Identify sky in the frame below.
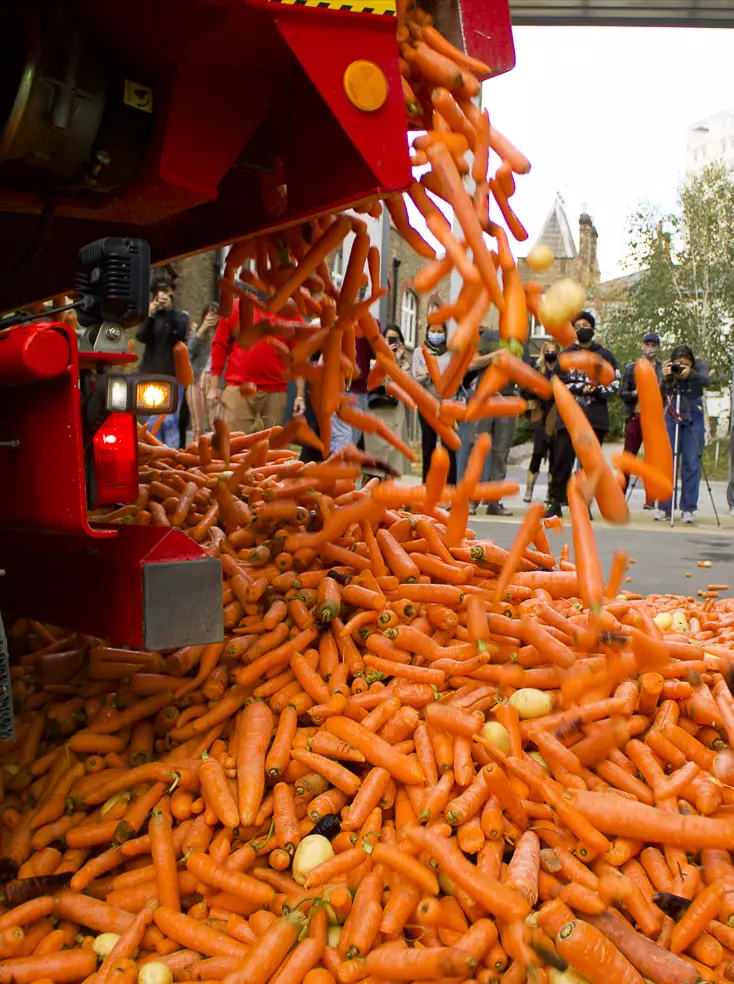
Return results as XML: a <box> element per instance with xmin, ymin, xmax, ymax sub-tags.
<box><xmin>481</xmin><ymin>26</ymin><xmax>734</xmax><ymax>281</ymax></box>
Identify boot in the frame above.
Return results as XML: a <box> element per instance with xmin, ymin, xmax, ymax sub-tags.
<box><xmin>523</xmin><ymin>470</ymin><xmax>538</xmax><ymax>503</ymax></box>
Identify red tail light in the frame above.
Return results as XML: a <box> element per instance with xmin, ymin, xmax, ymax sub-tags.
<box><xmin>92</xmin><ymin>412</ymin><xmax>137</xmax><ymax>506</ymax></box>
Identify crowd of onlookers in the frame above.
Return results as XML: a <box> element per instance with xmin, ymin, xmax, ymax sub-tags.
<box><xmin>138</xmin><ymin>274</ymin><xmax>712</xmax><ymax>525</ymax></box>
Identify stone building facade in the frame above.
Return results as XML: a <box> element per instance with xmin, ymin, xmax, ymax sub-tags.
<box><xmin>516</xmin><ymin>195</ymin><xmax>600</xmax><ymax>355</ymax></box>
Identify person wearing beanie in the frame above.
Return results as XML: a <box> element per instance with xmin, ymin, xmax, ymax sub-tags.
<box><xmin>546</xmin><ymin>311</ymin><xmax>620</xmax><ymax>518</ymax></box>
<box><xmin>619</xmin><ymin>332</ymin><xmax>663</xmax><ymax>509</ymax></box>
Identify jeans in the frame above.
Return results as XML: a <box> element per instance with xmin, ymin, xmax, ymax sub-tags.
<box><xmin>331</xmin><ymin>392</ymin><xmax>369</xmax><ymax>453</ymax></box>
<box><xmin>660</xmin><ymin>409</ymin><xmax>704</xmax><ymax>514</ymax></box>
<box><xmin>456</xmin><ymin>420</ymin><xmax>474</xmax><ymax>482</ymax></box>
<box><xmin>147</xmin><ymin>384</ymin><xmax>184</xmax><ymax>449</ymax></box>
<box><xmin>477</xmin><ymin>416</ymin><xmax>516</xmax><ymax>484</ymax></box>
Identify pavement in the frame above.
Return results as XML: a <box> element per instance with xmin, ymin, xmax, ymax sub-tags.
<box><xmin>396</xmin><ymin>441</ymin><xmax>734</xmax><ymax>598</ymax></box>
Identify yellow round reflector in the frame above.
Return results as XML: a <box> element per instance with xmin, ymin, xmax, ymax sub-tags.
<box><xmin>343</xmin><ymin>60</ymin><xmax>388</xmax><ymax>113</ymax></box>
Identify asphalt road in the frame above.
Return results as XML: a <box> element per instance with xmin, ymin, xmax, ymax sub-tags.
<box><xmin>469</xmin><ymin>516</ymin><xmax>734</xmax><ymax>599</ymax></box>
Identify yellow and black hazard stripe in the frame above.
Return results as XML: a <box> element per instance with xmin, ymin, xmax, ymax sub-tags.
<box><xmin>268</xmin><ymin>0</ymin><xmax>395</xmax><ymax>16</ymax></box>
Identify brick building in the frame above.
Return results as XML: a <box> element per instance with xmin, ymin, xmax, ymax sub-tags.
<box><xmin>518</xmin><ymin>194</ymin><xmax>600</xmax><ymax>354</ymax></box>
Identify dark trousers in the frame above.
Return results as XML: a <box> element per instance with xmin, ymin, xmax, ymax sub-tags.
<box><xmin>178</xmin><ymin>389</ymin><xmax>190</xmax><ymax>449</ymax></box>
<box><xmin>420</xmin><ymin>415</ymin><xmax>457</xmax><ymax>484</ymax></box>
<box><xmin>623</xmin><ymin>414</ymin><xmax>655</xmax><ymax>504</ymax></box>
<box><xmin>529</xmin><ymin>426</ymin><xmax>553</xmax><ymax>474</ymax></box>
<box><xmin>548</xmin><ymin>427</ymin><xmax>607</xmax><ymax>505</ymax></box>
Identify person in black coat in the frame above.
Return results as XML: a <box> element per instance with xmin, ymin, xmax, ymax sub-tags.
<box><xmin>619</xmin><ymin>332</ymin><xmax>663</xmax><ymax>509</ymax></box>
<box><xmin>522</xmin><ymin>339</ymin><xmax>561</xmax><ymax>503</ymax></box>
<box><xmin>546</xmin><ymin>311</ymin><xmax>619</xmax><ymax>518</ymax></box>
<box><xmin>136</xmin><ymin>278</ymin><xmax>189</xmax><ymax>448</ymax></box>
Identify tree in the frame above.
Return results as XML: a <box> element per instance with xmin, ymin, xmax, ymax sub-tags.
<box><xmin>596</xmin><ymin>162</ymin><xmax>734</xmax><ymax>388</ymax></box>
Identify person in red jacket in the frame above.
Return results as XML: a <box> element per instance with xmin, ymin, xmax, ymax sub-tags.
<box><xmin>206</xmin><ymin>297</ymin><xmax>301</xmax><ymax>433</ymax></box>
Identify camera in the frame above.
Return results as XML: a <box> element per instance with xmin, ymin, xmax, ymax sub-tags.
<box><xmin>671</xmin><ymin>362</ymin><xmax>686</xmax><ymax>376</ymax></box>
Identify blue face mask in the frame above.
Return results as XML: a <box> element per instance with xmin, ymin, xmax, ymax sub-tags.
<box><xmin>427</xmin><ymin>332</ymin><xmax>445</xmax><ymax>347</ymax></box>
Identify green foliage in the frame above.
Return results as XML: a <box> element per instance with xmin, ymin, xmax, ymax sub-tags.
<box><xmin>596</xmin><ymin>162</ymin><xmax>734</xmax><ymax>389</ymax></box>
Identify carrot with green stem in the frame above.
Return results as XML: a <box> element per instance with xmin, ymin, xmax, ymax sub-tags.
<box><xmin>493</xmin><ymin>501</ymin><xmax>545</xmax><ymax>603</ymax></box>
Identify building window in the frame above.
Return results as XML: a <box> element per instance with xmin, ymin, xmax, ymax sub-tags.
<box><xmin>427</xmin><ymin>299</ymin><xmax>441</xmax><ymax>318</ymax></box>
<box><xmin>332</xmin><ymin>244</ymin><xmax>344</xmax><ymax>284</ymax></box>
<box><xmin>530</xmin><ymin>314</ymin><xmax>545</xmax><ymax>339</ymax></box>
<box><xmin>401</xmin><ymin>289</ymin><xmax>418</xmax><ymax>347</ymax></box>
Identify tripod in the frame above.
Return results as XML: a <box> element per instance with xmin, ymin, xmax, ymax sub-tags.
<box><xmin>668</xmin><ymin>388</ymin><xmax>720</xmax><ymax>528</ymax></box>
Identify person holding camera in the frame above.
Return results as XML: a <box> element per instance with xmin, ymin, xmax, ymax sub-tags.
<box><xmin>655</xmin><ymin>344</ymin><xmax>710</xmax><ymax>524</ymax></box>
<box><xmin>620</xmin><ymin>332</ymin><xmax>663</xmax><ymax>509</ymax></box>
<box><xmin>137</xmin><ymin>278</ymin><xmax>190</xmax><ymax>447</ymax></box>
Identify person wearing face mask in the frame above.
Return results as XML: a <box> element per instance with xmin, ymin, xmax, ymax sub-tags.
<box><xmin>620</xmin><ymin>332</ymin><xmax>663</xmax><ymax>509</ymax></box>
<box><xmin>522</xmin><ymin>340</ymin><xmax>561</xmax><ymax>503</ymax></box>
<box><xmin>365</xmin><ymin>325</ymin><xmax>410</xmax><ymax>475</ymax></box>
<box><xmin>546</xmin><ymin>311</ymin><xmax>620</xmax><ymax>518</ymax></box>
<box><xmin>412</xmin><ymin>323</ymin><xmax>457</xmax><ymax>483</ymax></box>
<box><xmin>656</xmin><ymin>344</ymin><xmax>710</xmax><ymax>524</ymax></box>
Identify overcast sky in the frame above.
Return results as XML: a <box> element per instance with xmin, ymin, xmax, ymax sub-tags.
<box><xmin>482</xmin><ymin>26</ymin><xmax>734</xmax><ymax>281</ymax></box>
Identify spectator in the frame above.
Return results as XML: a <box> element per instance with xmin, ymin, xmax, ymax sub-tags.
<box><xmin>728</xmin><ymin>418</ymin><xmax>734</xmax><ymax>518</ymax></box>
<box><xmin>522</xmin><ymin>339</ymin><xmax>561</xmax><ymax>503</ymax></box>
<box><xmin>330</xmin><ymin>336</ymin><xmax>372</xmax><ymax>452</ymax></box>
<box><xmin>412</xmin><ymin>323</ymin><xmax>457</xmax><ymax>484</ymax></box>
<box><xmin>207</xmin><ymin>297</ymin><xmax>301</xmax><ymax>433</ymax></box>
<box><xmin>137</xmin><ymin>278</ymin><xmax>189</xmax><ymax>448</ymax></box>
<box><xmin>470</xmin><ymin>330</ymin><xmax>518</xmax><ymax>516</ymax></box>
<box><xmin>546</xmin><ymin>311</ymin><xmax>619</xmax><ymax>518</ymax></box>
<box><xmin>365</xmin><ymin>325</ymin><xmax>410</xmax><ymax>476</ymax></box>
<box><xmin>656</xmin><ymin>344</ymin><xmax>710</xmax><ymax>524</ymax></box>
<box><xmin>619</xmin><ymin>332</ymin><xmax>663</xmax><ymax>510</ymax></box>
<box><xmin>456</xmin><ymin>335</ymin><xmax>492</xmax><ymax>483</ymax></box>
<box><xmin>186</xmin><ymin>302</ymin><xmax>220</xmax><ymax>443</ymax></box>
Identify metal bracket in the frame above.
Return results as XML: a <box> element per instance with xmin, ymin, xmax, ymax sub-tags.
<box><xmin>78</xmin><ymin>321</ymin><xmax>126</xmax><ymax>354</ymax></box>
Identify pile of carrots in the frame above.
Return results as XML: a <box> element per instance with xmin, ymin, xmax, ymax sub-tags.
<box><xmin>3</xmin><ymin>422</ymin><xmax>734</xmax><ymax>984</ymax></box>
<box><xmin>3</xmin><ymin>4</ymin><xmax>729</xmax><ymax>984</ymax></box>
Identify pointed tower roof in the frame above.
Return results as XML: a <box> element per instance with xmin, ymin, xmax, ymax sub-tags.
<box><xmin>534</xmin><ymin>194</ymin><xmax>578</xmax><ymax>259</ymax></box>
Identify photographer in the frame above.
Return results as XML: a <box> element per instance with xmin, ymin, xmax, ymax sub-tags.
<box><xmin>656</xmin><ymin>344</ymin><xmax>710</xmax><ymax>524</ymax></box>
<box><xmin>137</xmin><ymin>278</ymin><xmax>189</xmax><ymax>447</ymax></box>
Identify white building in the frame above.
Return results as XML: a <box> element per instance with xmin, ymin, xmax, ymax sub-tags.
<box><xmin>685</xmin><ymin>107</ymin><xmax>734</xmax><ymax>176</ymax></box>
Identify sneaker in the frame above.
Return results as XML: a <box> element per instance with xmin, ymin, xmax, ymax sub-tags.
<box><xmin>681</xmin><ymin>511</ymin><xmax>695</xmax><ymax>525</ymax></box>
<box><xmin>654</xmin><ymin>509</ymin><xmax>670</xmax><ymax>522</ymax></box>
<box><xmin>545</xmin><ymin>501</ymin><xmax>563</xmax><ymax>519</ymax></box>
<box><xmin>643</xmin><ymin>502</ymin><xmax>655</xmax><ymax>511</ymax></box>
<box><xmin>487</xmin><ymin>502</ymin><xmax>513</xmax><ymax>517</ymax></box>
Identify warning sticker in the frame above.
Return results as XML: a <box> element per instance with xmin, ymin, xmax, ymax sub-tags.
<box><xmin>123</xmin><ymin>81</ymin><xmax>154</xmax><ymax>113</ymax></box>
<box><xmin>268</xmin><ymin>0</ymin><xmax>395</xmax><ymax>15</ymax></box>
